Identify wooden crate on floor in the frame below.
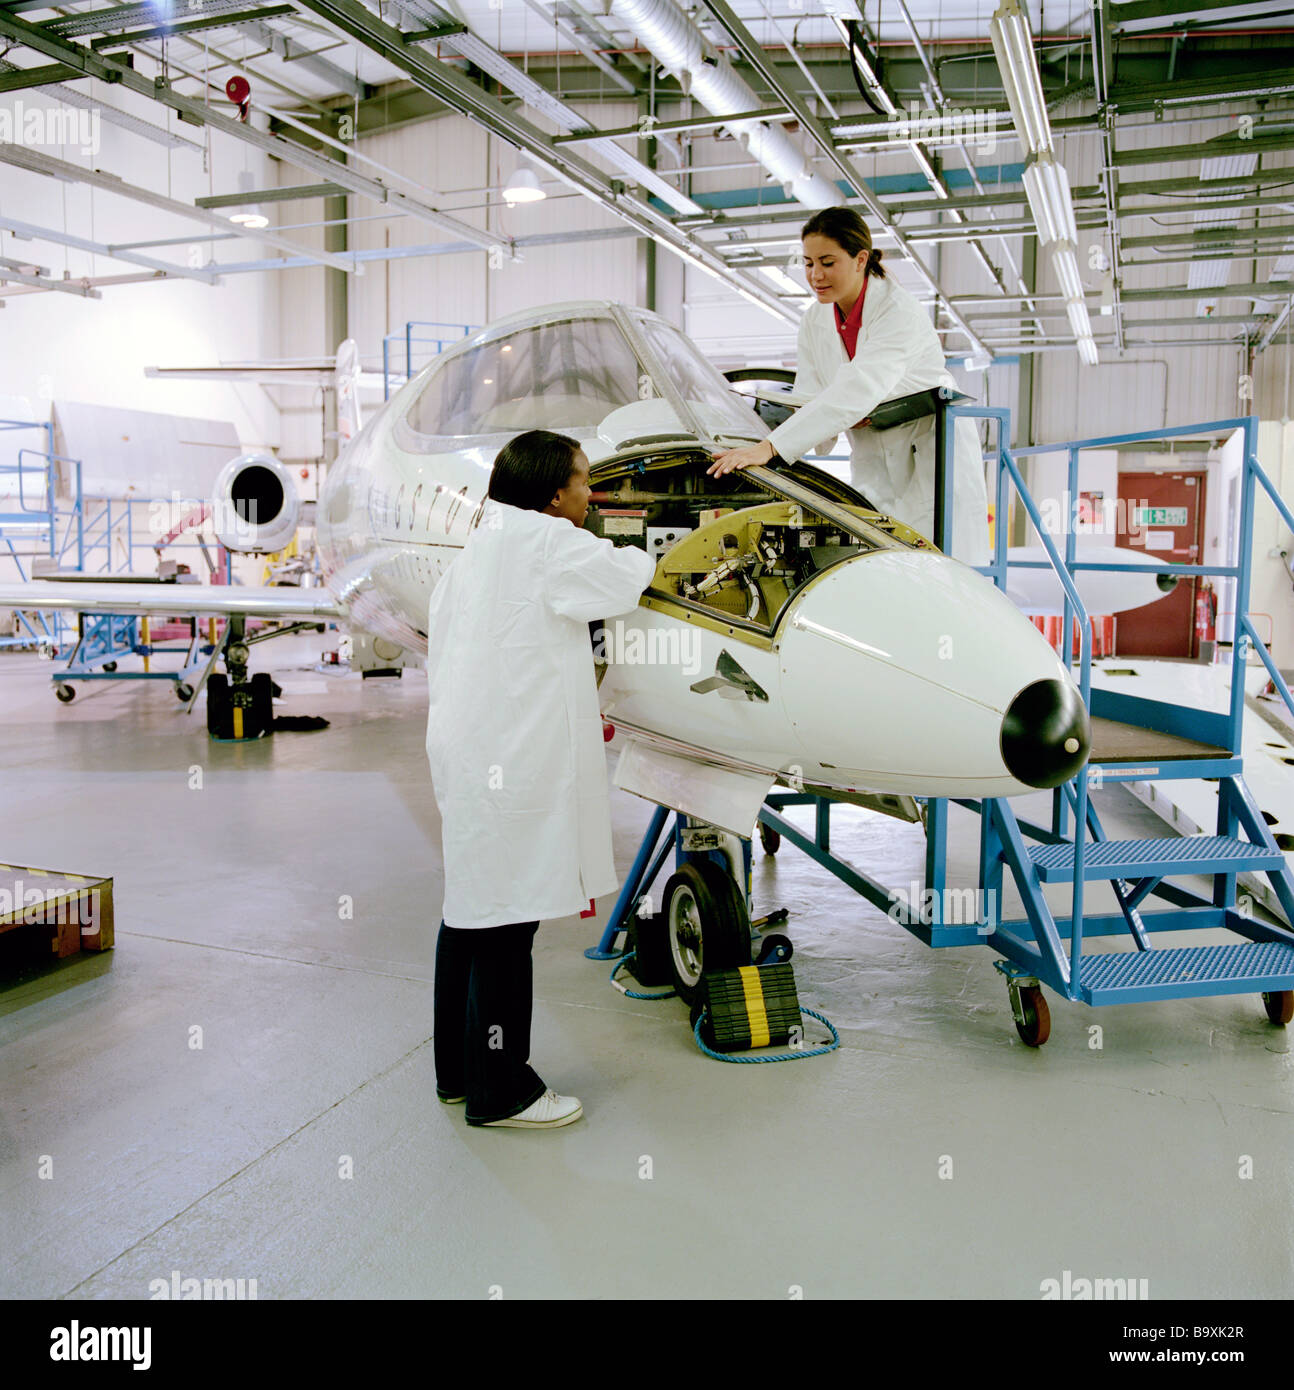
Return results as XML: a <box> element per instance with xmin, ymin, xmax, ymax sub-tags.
<box><xmin>0</xmin><ymin>863</ymin><xmax>114</xmax><ymax>959</ymax></box>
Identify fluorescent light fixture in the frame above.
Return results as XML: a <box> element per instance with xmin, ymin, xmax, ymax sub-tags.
<box><xmin>1066</xmin><ymin>297</ymin><xmax>1093</xmax><ymax>340</ymax></box>
<box><xmin>1076</xmin><ymin>335</ymin><xmax>1099</xmax><ymax>366</ymax></box>
<box><xmin>502</xmin><ymin>168</ymin><xmax>546</xmax><ymax>205</ymax></box>
<box><xmin>1050</xmin><ymin>242</ymin><xmax>1085</xmax><ymax>302</ymax></box>
<box><xmin>760</xmin><ymin>265</ymin><xmax>810</xmax><ymax>297</ymax></box>
<box><xmin>229</xmin><ymin>211</ymin><xmax>269</xmax><ymax>229</ymax></box>
<box><xmin>1023</xmin><ymin>153</ymin><xmax>1078</xmax><ymax>246</ymax></box>
<box><xmin>989</xmin><ymin>0</ymin><xmax>1052</xmax><ymax>156</ymax></box>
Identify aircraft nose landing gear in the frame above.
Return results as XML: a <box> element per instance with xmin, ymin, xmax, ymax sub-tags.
<box><xmin>205</xmin><ymin>617</ymin><xmax>274</xmax><ymax>741</ymax></box>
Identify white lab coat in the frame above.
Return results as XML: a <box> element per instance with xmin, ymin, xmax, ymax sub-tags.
<box><xmin>767</xmin><ymin>274</ymin><xmax>991</xmax><ymax>567</ymax></box>
<box><xmin>425</xmin><ymin>500</ymin><xmax>656</xmax><ymax>929</ymax></box>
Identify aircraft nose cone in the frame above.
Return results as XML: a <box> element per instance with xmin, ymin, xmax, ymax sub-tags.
<box><xmin>1000</xmin><ymin>678</ymin><xmax>1091</xmax><ymax>789</ymax></box>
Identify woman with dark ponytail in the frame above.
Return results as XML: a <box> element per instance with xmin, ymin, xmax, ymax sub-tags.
<box><xmin>709</xmin><ymin>207</ymin><xmax>989</xmax><ymax>566</ymax></box>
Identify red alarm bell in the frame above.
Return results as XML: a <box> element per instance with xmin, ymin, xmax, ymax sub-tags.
<box><xmin>225</xmin><ymin>76</ymin><xmax>250</xmax><ymax>122</ymax></box>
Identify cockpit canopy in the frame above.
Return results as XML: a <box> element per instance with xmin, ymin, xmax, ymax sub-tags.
<box><xmin>395</xmin><ymin>303</ymin><xmax>766</xmax><ymax>452</ymax></box>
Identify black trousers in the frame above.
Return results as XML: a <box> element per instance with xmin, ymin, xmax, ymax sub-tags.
<box><xmin>433</xmin><ymin>920</ymin><xmax>547</xmax><ymax>1125</ymax></box>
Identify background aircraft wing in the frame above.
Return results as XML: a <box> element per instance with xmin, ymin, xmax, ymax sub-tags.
<box><xmin>0</xmin><ymin>580</ymin><xmax>344</xmax><ymax>621</ymax></box>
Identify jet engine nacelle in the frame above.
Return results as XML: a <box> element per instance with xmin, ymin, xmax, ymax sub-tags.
<box><xmin>211</xmin><ymin>452</ymin><xmax>300</xmax><ymax>554</ymax></box>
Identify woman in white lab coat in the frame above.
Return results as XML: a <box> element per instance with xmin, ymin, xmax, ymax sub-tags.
<box><xmin>709</xmin><ymin>207</ymin><xmax>990</xmax><ymax>567</ymax></box>
<box><xmin>426</xmin><ymin>429</ymin><xmax>655</xmax><ymax>1129</ymax></box>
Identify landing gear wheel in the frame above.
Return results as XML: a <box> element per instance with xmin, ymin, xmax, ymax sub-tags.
<box><xmin>662</xmin><ymin>860</ymin><xmax>751</xmax><ymax>1007</ymax></box>
<box><xmin>250</xmin><ymin>671</ymin><xmax>274</xmax><ymax>734</ymax></box>
<box><xmin>55</xmin><ymin>683</ymin><xmax>75</xmax><ymax>703</ymax></box>
<box><xmin>103</xmin><ymin>661</ymin><xmax>117</xmax><ymax>673</ymax></box>
<box><xmin>758</xmin><ymin>822</ymin><xmax>781</xmax><ymax>855</ymax></box>
<box><xmin>1013</xmin><ymin>985</ymin><xmax>1051</xmax><ymax>1047</ymax></box>
<box><xmin>1262</xmin><ymin>989</ymin><xmax>1294</xmax><ymax>1025</ymax></box>
<box><xmin>175</xmin><ymin>682</ymin><xmax>194</xmax><ymax>702</ymax></box>
<box><xmin>206</xmin><ymin>673</ymin><xmax>229</xmax><ymax>736</ymax></box>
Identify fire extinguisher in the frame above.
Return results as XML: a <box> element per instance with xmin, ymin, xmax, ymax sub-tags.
<box><xmin>1195</xmin><ymin>580</ymin><xmax>1217</xmax><ymax>646</ymax></box>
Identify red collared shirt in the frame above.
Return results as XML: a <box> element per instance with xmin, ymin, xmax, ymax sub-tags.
<box><xmin>833</xmin><ymin>275</ymin><xmax>869</xmax><ymax>360</ymax></box>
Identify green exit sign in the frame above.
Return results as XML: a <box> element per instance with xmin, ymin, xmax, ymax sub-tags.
<box><xmin>1134</xmin><ymin>506</ymin><xmax>1188</xmax><ymax>526</ymax></box>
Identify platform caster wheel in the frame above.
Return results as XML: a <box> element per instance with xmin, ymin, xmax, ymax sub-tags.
<box><xmin>662</xmin><ymin>860</ymin><xmax>751</xmax><ymax>1007</ymax></box>
<box><xmin>1262</xmin><ymin>990</ymin><xmax>1294</xmax><ymax>1025</ymax></box>
<box><xmin>103</xmin><ymin>661</ymin><xmax>117</xmax><ymax>673</ymax></box>
<box><xmin>1012</xmin><ymin>984</ymin><xmax>1051</xmax><ymax>1047</ymax></box>
<box><xmin>55</xmin><ymin>683</ymin><xmax>75</xmax><ymax>703</ymax></box>
<box><xmin>175</xmin><ymin>683</ymin><xmax>194</xmax><ymax>702</ymax></box>
<box><xmin>758</xmin><ymin>822</ymin><xmax>781</xmax><ymax>855</ymax></box>
<box><xmin>755</xmin><ymin>933</ymin><xmax>793</xmax><ymax>965</ymax></box>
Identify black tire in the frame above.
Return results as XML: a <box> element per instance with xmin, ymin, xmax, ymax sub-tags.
<box><xmin>758</xmin><ymin>821</ymin><xmax>781</xmax><ymax>855</ymax></box>
<box><xmin>206</xmin><ymin>673</ymin><xmax>230</xmax><ymax>736</ymax></box>
<box><xmin>1014</xmin><ymin>985</ymin><xmax>1051</xmax><ymax>1047</ymax></box>
<box><xmin>175</xmin><ymin>682</ymin><xmax>194</xmax><ymax>702</ymax></box>
<box><xmin>250</xmin><ymin>671</ymin><xmax>274</xmax><ymax>738</ymax></box>
<box><xmin>662</xmin><ymin>860</ymin><xmax>751</xmax><ymax>1006</ymax></box>
<box><xmin>103</xmin><ymin>661</ymin><xmax>117</xmax><ymax>673</ymax></box>
<box><xmin>55</xmin><ymin>684</ymin><xmax>75</xmax><ymax>703</ymax></box>
<box><xmin>1262</xmin><ymin>990</ymin><xmax>1294</xmax><ymax>1025</ymax></box>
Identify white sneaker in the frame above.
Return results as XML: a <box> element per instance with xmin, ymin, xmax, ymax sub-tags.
<box><xmin>482</xmin><ymin>1089</ymin><xmax>583</xmax><ymax>1128</ymax></box>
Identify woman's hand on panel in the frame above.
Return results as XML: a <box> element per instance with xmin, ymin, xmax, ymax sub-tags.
<box><xmin>705</xmin><ymin>438</ymin><xmax>777</xmax><ymax>477</ymax></box>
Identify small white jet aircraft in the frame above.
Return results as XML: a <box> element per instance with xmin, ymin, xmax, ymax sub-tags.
<box><xmin>0</xmin><ymin>301</ymin><xmax>1089</xmax><ymax>821</ymax></box>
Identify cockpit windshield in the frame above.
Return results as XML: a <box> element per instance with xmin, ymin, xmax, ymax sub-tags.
<box><xmin>628</xmin><ymin>312</ymin><xmax>768</xmax><ymax>441</ymax></box>
<box><xmin>397</xmin><ymin>307</ymin><xmax>765</xmax><ymax>450</ymax></box>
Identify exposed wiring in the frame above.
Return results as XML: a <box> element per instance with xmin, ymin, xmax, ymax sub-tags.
<box><xmin>844</xmin><ymin>19</ymin><xmax>888</xmax><ymax>117</ymax></box>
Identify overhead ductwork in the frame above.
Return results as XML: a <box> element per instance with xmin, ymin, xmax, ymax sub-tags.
<box><xmin>612</xmin><ymin>0</ymin><xmax>843</xmax><ymax>209</ymax></box>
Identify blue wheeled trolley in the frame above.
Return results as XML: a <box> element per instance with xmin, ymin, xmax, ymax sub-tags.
<box><xmin>591</xmin><ymin>403</ymin><xmax>1294</xmax><ymax>1045</ymax></box>
<box><xmin>52</xmin><ymin>604</ymin><xmax>212</xmax><ymax>706</ymax></box>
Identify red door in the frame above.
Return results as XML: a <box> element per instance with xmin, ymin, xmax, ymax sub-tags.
<box><xmin>1114</xmin><ymin>471</ymin><xmax>1206</xmax><ymax>658</ymax></box>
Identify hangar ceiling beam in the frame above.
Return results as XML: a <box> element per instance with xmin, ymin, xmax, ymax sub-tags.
<box><xmin>1113</xmin><ymin>131</ymin><xmax>1294</xmax><ymax>167</ymax></box>
<box><xmin>0</xmin><ymin>139</ymin><xmax>363</xmax><ymax>273</ymax></box>
<box><xmin>87</xmin><ymin>9</ymin><xmax>296</xmax><ymax>50</ymax></box>
<box><xmin>693</xmin><ymin>0</ymin><xmax>990</xmax><ymax>355</ymax></box>
<box><xmin>284</xmin><ymin>0</ymin><xmax>796</xmax><ymax>321</ymax></box>
<box><xmin>516</xmin><ymin>0</ymin><xmax>635</xmax><ymax>95</ymax></box>
<box><xmin>379</xmin><ymin>0</ymin><xmax>701</xmax><ymax>215</ymax></box>
<box><xmin>1110</xmin><ymin>67</ymin><xmax>1294</xmax><ymax>109</ymax></box>
<box><xmin>0</xmin><ymin>212</ymin><xmax>222</xmax><ymax>284</ymax></box>
<box><xmin>0</xmin><ymin>7</ymin><xmax>509</xmax><ymax>253</ymax></box>
<box><xmin>0</xmin><ymin>62</ymin><xmax>81</xmax><ymax>91</ymax></box>
<box><xmin>233</xmin><ymin>17</ymin><xmax>370</xmax><ymax>99</ymax></box>
<box><xmin>0</xmin><ymin>56</ymin><xmax>204</xmax><ymax>151</ymax></box>
<box><xmin>0</xmin><ymin>265</ymin><xmax>101</xmax><ymax>297</ymax></box>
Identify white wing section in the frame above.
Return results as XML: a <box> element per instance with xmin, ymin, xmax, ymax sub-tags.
<box><xmin>0</xmin><ymin>581</ymin><xmax>344</xmax><ymax>621</ymax></box>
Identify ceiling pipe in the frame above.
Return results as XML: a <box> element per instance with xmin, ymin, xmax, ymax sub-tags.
<box><xmin>611</xmin><ymin>0</ymin><xmax>843</xmax><ymax>207</ymax></box>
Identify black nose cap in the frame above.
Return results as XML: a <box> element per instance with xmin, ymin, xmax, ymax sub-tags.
<box><xmin>1000</xmin><ymin>679</ymin><xmax>1091</xmax><ymax>789</ymax></box>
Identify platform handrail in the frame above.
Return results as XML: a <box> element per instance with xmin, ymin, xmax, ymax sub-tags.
<box><xmin>976</xmin><ymin>414</ymin><xmax>1288</xmax><ymax>752</ymax></box>
<box><xmin>381</xmin><ymin>321</ymin><xmax>477</xmax><ymax>399</ymax></box>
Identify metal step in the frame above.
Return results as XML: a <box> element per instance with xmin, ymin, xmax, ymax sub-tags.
<box><xmin>1029</xmin><ymin>834</ymin><xmax>1284</xmax><ymax>882</ymax></box>
<box><xmin>1077</xmin><ymin>940</ymin><xmax>1294</xmax><ymax>1005</ymax></box>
